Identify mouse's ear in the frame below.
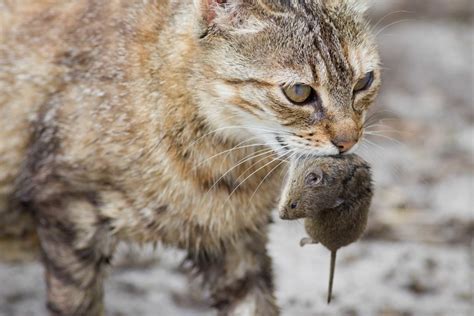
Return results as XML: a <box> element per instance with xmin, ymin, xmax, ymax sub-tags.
<box><xmin>305</xmin><ymin>167</ymin><xmax>323</xmax><ymax>187</ymax></box>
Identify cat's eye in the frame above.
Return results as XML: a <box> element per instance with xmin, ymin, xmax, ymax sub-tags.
<box><xmin>282</xmin><ymin>84</ymin><xmax>315</xmax><ymax>105</ymax></box>
<box><xmin>354</xmin><ymin>71</ymin><xmax>374</xmax><ymax>93</ymax></box>
<box><xmin>305</xmin><ymin>169</ymin><xmax>323</xmax><ymax>186</ymax></box>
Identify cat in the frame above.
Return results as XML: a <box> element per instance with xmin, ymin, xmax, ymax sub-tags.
<box><xmin>0</xmin><ymin>0</ymin><xmax>380</xmax><ymax>315</ymax></box>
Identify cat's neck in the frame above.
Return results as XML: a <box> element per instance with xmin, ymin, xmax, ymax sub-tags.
<box><xmin>126</xmin><ymin>2</ymin><xmax>265</xmax><ymax>170</ymax></box>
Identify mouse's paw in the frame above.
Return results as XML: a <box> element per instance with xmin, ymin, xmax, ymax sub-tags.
<box><xmin>300</xmin><ymin>237</ymin><xmax>318</xmax><ymax>247</ymax></box>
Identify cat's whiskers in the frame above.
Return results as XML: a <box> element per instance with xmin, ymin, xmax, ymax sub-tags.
<box><xmin>363</xmin><ymin>131</ymin><xmax>404</xmax><ymax>146</ymax></box>
<box><xmin>365</xmin><ymin>125</ymin><xmax>402</xmax><ymax>132</ymax></box>
<box><xmin>354</xmin><ymin>142</ymin><xmax>369</xmax><ymax>157</ymax></box>
<box><xmin>194</xmin><ymin>141</ymin><xmax>280</xmax><ymax>170</ymax></box>
<box><xmin>185</xmin><ymin>125</ymin><xmax>293</xmax><ymax>152</ymax></box>
<box><xmin>364</xmin><ymin>116</ymin><xmax>411</xmax><ymax>144</ymax></box>
<box><xmin>233</xmin><ymin>150</ymin><xmax>280</xmax><ymax>183</ymax></box>
<box><xmin>249</xmin><ymin>150</ymin><xmax>297</xmax><ymax>202</ymax></box>
<box><xmin>218</xmin><ymin>135</ymin><xmax>268</xmax><ymax>171</ymax></box>
<box><xmin>224</xmin><ymin>150</ymin><xmax>293</xmax><ymax>206</ymax></box>
<box><xmin>357</xmin><ymin>141</ymin><xmax>405</xmax><ymax>180</ymax></box>
<box><xmin>363</xmin><ymin>109</ymin><xmax>399</xmax><ymax>128</ymax></box>
<box><xmin>205</xmin><ymin>148</ymin><xmax>276</xmax><ymax>195</ymax></box>
<box><xmin>364</xmin><ymin>128</ymin><xmax>405</xmax><ymax>136</ymax></box>
<box><xmin>375</xmin><ymin>18</ymin><xmax>413</xmax><ymax>38</ymax></box>
<box><xmin>360</xmin><ymin>137</ymin><xmax>384</xmax><ymax>151</ymax></box>
<box><xmin>372</xmin><ymin>10</ymin><xmax>413</xmax><ymax>31</ymax></box>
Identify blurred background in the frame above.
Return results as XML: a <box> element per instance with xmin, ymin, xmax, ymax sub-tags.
<box><xmin>0</xmin><ymin>1</ymin><xmax>472</xmax><ymax>315</ymax></box>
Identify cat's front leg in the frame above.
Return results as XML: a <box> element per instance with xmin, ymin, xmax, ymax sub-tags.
<box><xmin>190</xmin><ymin>229</ymin><xmax>279</xmax><ymax>316</ymax></box>
<box><xmin>34</xmin><ymin>195</ymin><xmax>117</xmax><ymax>316</ymax></box>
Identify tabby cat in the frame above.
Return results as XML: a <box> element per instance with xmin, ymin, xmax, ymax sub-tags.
<box><xmin>0</xmin><ymin>0</ymin><xmax>380</xmax><ymax>315</ymax></box>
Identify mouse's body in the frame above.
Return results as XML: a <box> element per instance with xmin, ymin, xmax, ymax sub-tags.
<box><xmin>279</xmin><ymin>154</ymin><xmax>373</xmax><ymax>303</ymax></box>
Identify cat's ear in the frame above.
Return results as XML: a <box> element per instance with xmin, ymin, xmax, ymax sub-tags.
<box><xmin>326</xmin><ymin>0</ymin><xmax>370</xmax><ymax>14</ymax></box>
<box><xmin>193</xmin><ymin>0</ymin><xmax>237</xmax><ymax>25</ymax></box>
<box><xmin>194</xmin><ymin>0</ymin><xmax>265</xmax><ymax>35</ymax></box>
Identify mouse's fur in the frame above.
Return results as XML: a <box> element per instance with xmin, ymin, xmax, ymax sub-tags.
<box><xmin>279</xmin><ymin>154</ymin><xmax>373</xmax><ymax>303</ymax></box>
<box><xmin>279</xmin><ymin>154</ymin><xmax>373</xmax><ymax>249</ymax></box>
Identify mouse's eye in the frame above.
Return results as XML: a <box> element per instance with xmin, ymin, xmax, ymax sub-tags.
<box><xmin>305</xmin><ymin>170</ymin><xmax>323</xmax><ymax>186</ymax></box>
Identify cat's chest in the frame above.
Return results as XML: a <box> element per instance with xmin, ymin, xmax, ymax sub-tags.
<box><xmin>106</xmin><ymin>150</ymin><xmax>285</xmax><ymax>245</ymax></box>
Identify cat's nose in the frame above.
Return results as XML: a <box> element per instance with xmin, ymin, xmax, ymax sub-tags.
<box><xmin>332</xmin><ymin>137</ymin><xmax>357</xmax><ymax>153</ymax></box>
<box><xmin>329</xmin><ymin>118</ymin><xmax>359</xmax><ymax>153</ymax></box>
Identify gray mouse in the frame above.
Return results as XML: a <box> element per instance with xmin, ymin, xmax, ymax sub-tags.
<box><xmin>279</xmin><ymin>154</ymin><xmax>373</xmax><ymax>303</ymax></box>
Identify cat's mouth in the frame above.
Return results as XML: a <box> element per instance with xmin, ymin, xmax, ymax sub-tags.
<box><xmin>273</xmin><ymin>134</ymin><xmax>340</xmax><ymax>157</ymax></box>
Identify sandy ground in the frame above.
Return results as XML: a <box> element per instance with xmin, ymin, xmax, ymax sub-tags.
<box><xmin>1</xmin><ymin>1</ymin><xmax>473</xmax><ymax>315</ymax></box>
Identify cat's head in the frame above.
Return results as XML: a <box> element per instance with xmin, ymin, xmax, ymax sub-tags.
<box><xmin>192</xmin><ymin>0</ymin><xmax>380</xmax><ymax>157</ymax></box>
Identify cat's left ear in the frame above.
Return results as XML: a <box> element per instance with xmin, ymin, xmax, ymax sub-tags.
<box><xmin>194</xmin><ymin>0</ymin><xmax>264</xmax><ymax>36</ymax></box>
<box><xmin>193</xmin><ymin>0</ymin><xmax>240</xmax><ymax>26</ymax></box>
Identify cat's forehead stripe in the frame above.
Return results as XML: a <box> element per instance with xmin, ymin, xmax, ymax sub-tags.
<box><xmin>308</xmin><ymin>7</ymin><xmax>353</xmax><ymax>88</ymax></box>
<box><xmin>266</xmin><ymin>2</ymin><xmax>356</xmax><ymax>89</ymax></box>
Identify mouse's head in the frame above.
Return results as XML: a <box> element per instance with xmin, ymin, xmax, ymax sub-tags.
<box><xmin>279</xmin><ymin>157</ymin><xmax>346</xmax><ymax>220</ymax></box>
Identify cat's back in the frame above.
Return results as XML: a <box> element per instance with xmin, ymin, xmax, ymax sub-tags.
<box><xmin>0</xmin><ymin>0</ymin><xmax>173</xmax><ymax>251</ymax></box>
<box><xmin>0</xmin><ymin>1</ymin><xmax>75</xmax><ymax>218</ymax></box>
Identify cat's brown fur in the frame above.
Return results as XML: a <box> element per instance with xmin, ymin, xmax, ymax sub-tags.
<box><xmin>0</xmin><ymin>0</ymin><xmax>380</xmax><ymax>314</ymax></box>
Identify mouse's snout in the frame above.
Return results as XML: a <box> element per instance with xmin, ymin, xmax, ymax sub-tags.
<box><xmin>279</xmin><ymin>208</ymin><xmax>289</xmax><ymax>220</ymax></box>
<box><xmin>280</xmin><ymin>201</ymin><xmax>298</xmax><ymax>219</ymax></box>
<box><xmin>279</xmin><ymin>200</ymin><xmax>300</xmax><ymax>220</ymax></box>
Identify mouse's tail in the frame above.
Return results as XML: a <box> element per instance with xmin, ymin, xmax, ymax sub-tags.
<box><xmin>327</xmin><ymin>250</ymin><xmax>337</xmax><ymax>304</ymax></box>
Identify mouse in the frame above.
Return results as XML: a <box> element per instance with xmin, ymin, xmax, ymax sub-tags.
<box><xmin>278</xmin><ymin>154</ymin><xmax>373</xmax><ymax>303</ymax></box>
